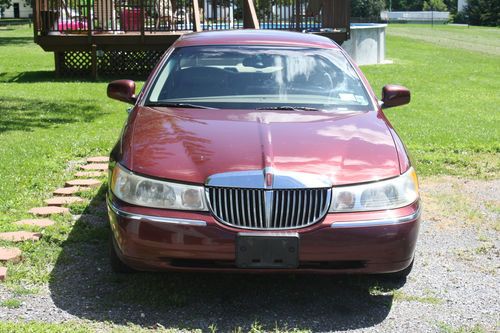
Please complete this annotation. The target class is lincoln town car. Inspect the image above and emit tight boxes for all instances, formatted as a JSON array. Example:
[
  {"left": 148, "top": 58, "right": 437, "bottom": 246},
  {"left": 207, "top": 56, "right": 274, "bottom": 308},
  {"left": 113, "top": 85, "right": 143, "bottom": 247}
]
[{"left": 106, "top": 30, "right": 420, "bottom": 278}]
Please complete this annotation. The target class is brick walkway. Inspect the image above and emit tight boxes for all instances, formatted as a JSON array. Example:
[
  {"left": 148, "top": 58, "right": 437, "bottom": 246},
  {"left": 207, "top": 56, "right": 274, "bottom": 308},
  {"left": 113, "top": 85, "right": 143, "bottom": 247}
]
[{"left": 0, "top": 156, "right": 108, "bottom": 282}]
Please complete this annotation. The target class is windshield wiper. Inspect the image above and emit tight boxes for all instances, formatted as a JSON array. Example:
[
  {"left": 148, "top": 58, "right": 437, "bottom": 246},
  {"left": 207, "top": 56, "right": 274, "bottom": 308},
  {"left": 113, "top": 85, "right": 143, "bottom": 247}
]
[
  {"left": 257, "top": 106, "right": 323, "bottom": 112},
  {"left": 145, "top": 102, "right": 215, "bottom": 109}
]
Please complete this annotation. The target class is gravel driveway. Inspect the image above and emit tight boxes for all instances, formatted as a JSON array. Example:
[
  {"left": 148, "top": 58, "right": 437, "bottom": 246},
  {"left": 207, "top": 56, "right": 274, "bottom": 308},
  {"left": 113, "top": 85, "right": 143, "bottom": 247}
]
[{"left": 1, "top": 177, "right": 498, "bottom": 332}]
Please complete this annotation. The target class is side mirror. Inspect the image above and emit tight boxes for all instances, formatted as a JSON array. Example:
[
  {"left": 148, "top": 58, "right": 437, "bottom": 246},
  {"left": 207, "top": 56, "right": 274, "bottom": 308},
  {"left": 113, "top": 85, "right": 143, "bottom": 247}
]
[
  {"left": 381, "top": 85, "right": 410, "bottom": 109},
  {"left": 107, "top": 80, "right": 136, "bottom": 104}
]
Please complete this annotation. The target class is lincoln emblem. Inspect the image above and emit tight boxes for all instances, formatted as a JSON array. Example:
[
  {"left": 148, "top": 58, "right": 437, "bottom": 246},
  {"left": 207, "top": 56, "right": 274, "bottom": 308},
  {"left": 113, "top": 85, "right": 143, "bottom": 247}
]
[{"left": 265, "top": 171, "right": 273, "bottom": 188}]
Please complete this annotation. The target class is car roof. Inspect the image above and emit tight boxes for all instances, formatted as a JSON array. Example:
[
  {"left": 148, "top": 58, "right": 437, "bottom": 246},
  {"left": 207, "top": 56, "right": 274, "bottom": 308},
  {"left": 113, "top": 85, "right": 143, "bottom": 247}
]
[{"left": 173, "top": 29, "right": 339, "bottom": 49}]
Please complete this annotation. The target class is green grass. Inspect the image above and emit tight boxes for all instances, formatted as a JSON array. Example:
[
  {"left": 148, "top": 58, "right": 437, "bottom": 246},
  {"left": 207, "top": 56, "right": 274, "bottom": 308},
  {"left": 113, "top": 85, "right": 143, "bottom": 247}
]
[
  {"left": 386, "top": 24, "right": 500, "bottom": 56},
  {"left": 0, "top": 321, "right": 310, "bottom": 333},
  {"left": 0, "top": 28, "right": 127, "bottom": 228},
  {"left": 0, "top": 25, "right": 127, "bottom": 289},
  {"left": 369, "top": 285, "right": 442, "bottom": 305},
  {"left": 0, "top": 322, "right": 179, "bottom": 333},
  {"left": 437, "top": 322, "right": 488, "bottom": 333},
  {"left": 363, "top": 25, "right": 500, "bottom": 177},
  {"left": 0, "top": 322, "right": 92, "bottom": 333},
  {"left": 0, "top": 298, "right": 22, "bottom": 309}
]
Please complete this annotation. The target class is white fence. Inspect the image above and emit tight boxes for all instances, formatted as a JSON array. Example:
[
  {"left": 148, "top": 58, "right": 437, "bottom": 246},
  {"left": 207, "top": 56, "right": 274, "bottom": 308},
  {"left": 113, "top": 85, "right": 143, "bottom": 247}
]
[{"left": 381, "top": 11, "right": 450, "bottom": 23}]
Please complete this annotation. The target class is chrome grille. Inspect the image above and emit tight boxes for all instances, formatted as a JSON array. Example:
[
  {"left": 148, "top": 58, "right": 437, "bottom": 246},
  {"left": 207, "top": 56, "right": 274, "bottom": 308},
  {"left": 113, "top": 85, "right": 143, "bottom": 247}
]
[{"left": 206, "top": 187, "right": 331, "bottom": 230}]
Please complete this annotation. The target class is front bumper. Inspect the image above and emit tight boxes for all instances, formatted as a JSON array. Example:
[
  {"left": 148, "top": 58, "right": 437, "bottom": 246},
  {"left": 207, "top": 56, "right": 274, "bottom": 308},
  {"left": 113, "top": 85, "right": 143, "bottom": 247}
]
[{"left": 107, "top": 195, "right": 421, "bottom": 274}]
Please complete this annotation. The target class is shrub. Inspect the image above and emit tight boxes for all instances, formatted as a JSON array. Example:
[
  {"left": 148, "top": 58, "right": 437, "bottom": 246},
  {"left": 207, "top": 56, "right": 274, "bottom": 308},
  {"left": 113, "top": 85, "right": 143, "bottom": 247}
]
[
  {"left": 463, "top": 0, "right": 500, "bottom": 26},
  {"left": 422, "top": 0, "right": 448, "bottom": 11}
]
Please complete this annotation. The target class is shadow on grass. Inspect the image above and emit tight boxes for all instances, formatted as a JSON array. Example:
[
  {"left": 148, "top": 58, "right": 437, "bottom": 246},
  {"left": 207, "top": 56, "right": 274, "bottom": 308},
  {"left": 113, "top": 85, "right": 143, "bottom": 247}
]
[
  {"left": 0, "top": 36, "right": 33, "bottom": 46},
  {"left": 49, "top": 185, "right": 405, "bottom": 331},
  {"left": 4, "top": 71, "right": 148, "bottom": 83},
  {"left": 0, "top": 96, "right": 106, "bottom": 133}
]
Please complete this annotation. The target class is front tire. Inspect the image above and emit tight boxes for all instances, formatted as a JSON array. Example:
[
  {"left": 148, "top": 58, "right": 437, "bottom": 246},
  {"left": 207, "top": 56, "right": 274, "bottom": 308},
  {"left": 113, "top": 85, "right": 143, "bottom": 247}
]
[
  {"left": 383, "top": 258, "right": 414, "bottom": 280},
  {"left": 109, "top": 234, "right": 135, "bottom": 273}
]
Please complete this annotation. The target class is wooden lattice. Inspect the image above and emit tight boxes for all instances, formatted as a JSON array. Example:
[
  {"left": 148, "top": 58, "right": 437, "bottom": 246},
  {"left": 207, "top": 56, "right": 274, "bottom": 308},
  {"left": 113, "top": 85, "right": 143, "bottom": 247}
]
[
  {"left": 98, "top": 51, "right": 164, "bottom": 76},
  {"left": 57, "top": 50, "right": 164, "bottom": 77},
  {"left": 60, "top": 51, "right": 92, "bottom": 75}
]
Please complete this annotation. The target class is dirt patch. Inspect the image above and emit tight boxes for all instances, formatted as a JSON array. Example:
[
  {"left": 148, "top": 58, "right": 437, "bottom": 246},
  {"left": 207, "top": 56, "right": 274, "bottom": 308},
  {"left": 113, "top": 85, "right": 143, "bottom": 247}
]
[{"left": 421, "top": 176, "right": 500, "bottom": 232}]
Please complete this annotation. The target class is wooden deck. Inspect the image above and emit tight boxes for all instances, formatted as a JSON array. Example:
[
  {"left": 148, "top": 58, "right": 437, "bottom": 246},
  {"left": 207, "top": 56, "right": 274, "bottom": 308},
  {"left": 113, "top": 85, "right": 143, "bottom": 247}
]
[{"left": 33, "top": 0, "right": 351, "bottom": 77}]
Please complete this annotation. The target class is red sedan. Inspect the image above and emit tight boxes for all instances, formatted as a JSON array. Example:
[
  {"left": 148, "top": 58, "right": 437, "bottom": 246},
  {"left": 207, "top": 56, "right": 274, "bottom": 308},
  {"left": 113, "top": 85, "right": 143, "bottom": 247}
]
[{"left": 106, "top": 30, "right": 420, "bottom": 278}]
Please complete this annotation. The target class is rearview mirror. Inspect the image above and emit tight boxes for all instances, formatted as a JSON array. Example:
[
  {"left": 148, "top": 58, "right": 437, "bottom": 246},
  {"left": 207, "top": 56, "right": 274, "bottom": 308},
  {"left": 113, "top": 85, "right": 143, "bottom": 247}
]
[
  {"left": 381, "top": 85, "right": 410, "bottom": 109},
  {"left": 107, "top": 80, "right": 136, "bottom": 104}
]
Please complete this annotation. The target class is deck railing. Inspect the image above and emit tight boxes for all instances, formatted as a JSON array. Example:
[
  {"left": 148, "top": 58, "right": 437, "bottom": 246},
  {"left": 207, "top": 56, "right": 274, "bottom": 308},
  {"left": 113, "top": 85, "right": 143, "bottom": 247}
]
[{"left": 34, "top": 0, "right": 349, "bottom": 36}]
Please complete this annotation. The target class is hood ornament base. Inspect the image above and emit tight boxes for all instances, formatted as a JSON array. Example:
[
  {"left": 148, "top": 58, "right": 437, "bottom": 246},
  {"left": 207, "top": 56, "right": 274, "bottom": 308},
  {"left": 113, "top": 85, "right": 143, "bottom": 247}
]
[{"left": 205, "top": 168, "right": 332, "bottom": 190}]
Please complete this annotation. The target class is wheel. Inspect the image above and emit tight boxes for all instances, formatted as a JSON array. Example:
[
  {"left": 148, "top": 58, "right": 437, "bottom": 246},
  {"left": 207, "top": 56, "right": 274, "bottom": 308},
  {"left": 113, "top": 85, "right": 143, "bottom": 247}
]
[
  {"left": 109, "top": 234, "right": 136, "bottom": 273},
  {"left": 383, "top": 258, "right": 414, "bottom": 281}
]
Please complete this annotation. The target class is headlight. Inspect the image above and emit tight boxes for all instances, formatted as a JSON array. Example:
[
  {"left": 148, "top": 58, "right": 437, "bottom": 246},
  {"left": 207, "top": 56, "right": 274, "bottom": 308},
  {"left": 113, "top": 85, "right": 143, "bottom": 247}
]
[
  {"left": 111, "top": 164, "right": 207, "bottom": 211},
  {"left": 329, "top": 167, "right": 419, "bottom": 212}
]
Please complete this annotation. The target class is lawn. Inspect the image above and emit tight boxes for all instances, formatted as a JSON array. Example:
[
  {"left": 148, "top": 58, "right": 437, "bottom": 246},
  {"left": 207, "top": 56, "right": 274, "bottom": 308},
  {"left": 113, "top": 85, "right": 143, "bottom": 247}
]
[
  {"left": 386, "top": 24, "right": 500, "bottom": 56},
  {"left": 0, "top": 24, "right": 499, "bottom": 332},
  {"left": 362, "top": 25, "right": 499, "bottom": 178},
  {"left": 0, "top": 27, "right": 129, "bottom": 228}
]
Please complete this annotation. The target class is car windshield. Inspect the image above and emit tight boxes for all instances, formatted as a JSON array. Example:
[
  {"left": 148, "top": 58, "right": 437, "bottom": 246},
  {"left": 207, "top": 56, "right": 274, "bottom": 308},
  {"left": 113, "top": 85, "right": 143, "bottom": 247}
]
[{"left": 146, "top": 45, "right": 374, "bottom": 111}]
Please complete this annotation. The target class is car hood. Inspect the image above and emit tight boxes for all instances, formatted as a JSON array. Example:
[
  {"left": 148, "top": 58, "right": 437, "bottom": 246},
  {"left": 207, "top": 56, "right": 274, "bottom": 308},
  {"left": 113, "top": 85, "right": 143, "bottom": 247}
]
[{"left": 121, "top": 107, "right": 401, "bottom": 186}]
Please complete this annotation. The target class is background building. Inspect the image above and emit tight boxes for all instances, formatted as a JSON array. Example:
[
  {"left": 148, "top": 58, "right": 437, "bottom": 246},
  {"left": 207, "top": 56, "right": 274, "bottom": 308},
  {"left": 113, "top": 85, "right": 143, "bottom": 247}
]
[{"left": 2, "top": 1, "right": 33, "bottom": 18}]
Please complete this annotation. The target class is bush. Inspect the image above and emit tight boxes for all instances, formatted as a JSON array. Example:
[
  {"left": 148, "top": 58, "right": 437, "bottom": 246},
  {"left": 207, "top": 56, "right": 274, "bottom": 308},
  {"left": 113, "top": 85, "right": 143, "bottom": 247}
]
[
  {"left": 463, "top": 0, "right": 500, "bottom": 26},
  {"left": 422, "top": 0, "right": 447, "bottom": 11}
]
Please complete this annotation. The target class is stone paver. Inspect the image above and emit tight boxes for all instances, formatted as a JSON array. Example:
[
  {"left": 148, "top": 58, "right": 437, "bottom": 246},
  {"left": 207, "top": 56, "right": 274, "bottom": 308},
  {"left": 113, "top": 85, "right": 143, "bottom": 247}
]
[
  {"left": 0, "top": 248, "right": 22, "bottom": 263},
  {"left": 65, "top": 179, "right": 101, "bottom": 187},
  {"left": 14, "top": 219, "right": 55, "bottom": 228},
  {"left": 80, "top": 163, "right": 108, "bottom": 171},
  {"left": 29, "top": 206, "right": 69, "bottom": 216},
  {"left": 0, "top": 231, "right": 42, "bottom": 242},
  {"left": 0, "top": 267, "right": 6, "bottom": 281},
  {"left": 75, "top": 171, "right": 106, "bottom": 178},
  {"left": 45, "top": 196, "right": 84, "bottom": 206},
  {"left": 53, "top": 186, "right": 91, "bottom": 196},
  {"left": 87, "top": 156, "right": 109, "bottom": 163}
]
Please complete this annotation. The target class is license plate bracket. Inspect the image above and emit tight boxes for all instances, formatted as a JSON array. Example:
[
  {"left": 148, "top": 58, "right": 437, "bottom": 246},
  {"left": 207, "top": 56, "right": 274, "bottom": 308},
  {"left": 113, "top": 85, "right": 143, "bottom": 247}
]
[{"left": 236, "top": 233, "right": 299, "bottom": 269}]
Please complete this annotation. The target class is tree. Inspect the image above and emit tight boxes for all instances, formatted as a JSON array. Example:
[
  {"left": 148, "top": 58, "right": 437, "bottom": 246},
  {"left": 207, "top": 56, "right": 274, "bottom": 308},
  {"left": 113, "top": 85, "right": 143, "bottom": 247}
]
[
  {"left": 422, "top": 0, "right": 447, "bottom": 11},
  {"left": 387, "top": 0, "right": 425, "bottom": 11},
  {"left": 0, "top": 0, "right": 12, "bottom": 18},
  {"left": 464, "top": 0, "right": 500, "bottom": 26},
  {"left": 352, "top": 0, "right": 386, "bottom": 19},
  {"left": 443, "top": 0, "right": 457, "bottom": 13}
]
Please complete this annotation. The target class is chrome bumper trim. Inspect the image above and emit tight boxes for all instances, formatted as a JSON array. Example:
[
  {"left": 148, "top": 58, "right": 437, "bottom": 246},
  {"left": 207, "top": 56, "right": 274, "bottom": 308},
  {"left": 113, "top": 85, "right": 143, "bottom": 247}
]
[
  {"left": 107, "top": 198, "right": 207, "bottom": 226},
  {"left": 331, "top": 206, "right": 421, "bottom": 229}
]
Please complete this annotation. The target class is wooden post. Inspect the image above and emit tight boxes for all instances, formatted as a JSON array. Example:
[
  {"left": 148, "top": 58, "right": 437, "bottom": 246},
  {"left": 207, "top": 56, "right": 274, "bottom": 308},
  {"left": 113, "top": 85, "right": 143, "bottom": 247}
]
[
  {"left": 243, "top": 0, "right": 259, "bottom": 29},
  {"left": 140, "top": 0, "right": 145, "bottom": 39},
  {"left": 321, "top": 0, "right": 334, "bottom": 28},
  {"left": 91, "top": 44, "right": 98, "bottom": 80},
  {"left": 344, "top": 0, "right": 351, "bottom": 38},
  {"left": 33, "top": 0, "right": 38, "bottom": 38},
  {"left": 192, "top": 0, "right": 202, "bottom": 32},
  {"left": 87, "top": 0, "right": 92, "bottom": 39},
  {"left": 212, "top": 0, "right": 217, "bottom": 24},
  {"left": 331, "top": 0, "right": 349, "bottom": 31},
  {"left": 295, "top": 0, "right": 301, "bottom": 31},
  {"left": 54, "top": 52, "right": 61, "bottom": 77}
]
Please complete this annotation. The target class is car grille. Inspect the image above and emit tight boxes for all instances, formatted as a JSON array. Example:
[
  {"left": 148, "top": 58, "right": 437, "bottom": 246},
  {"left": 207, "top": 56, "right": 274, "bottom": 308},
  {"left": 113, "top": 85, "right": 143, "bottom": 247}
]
[{"left": 206, "top": 187, "right": 331, "bottom": 230}]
